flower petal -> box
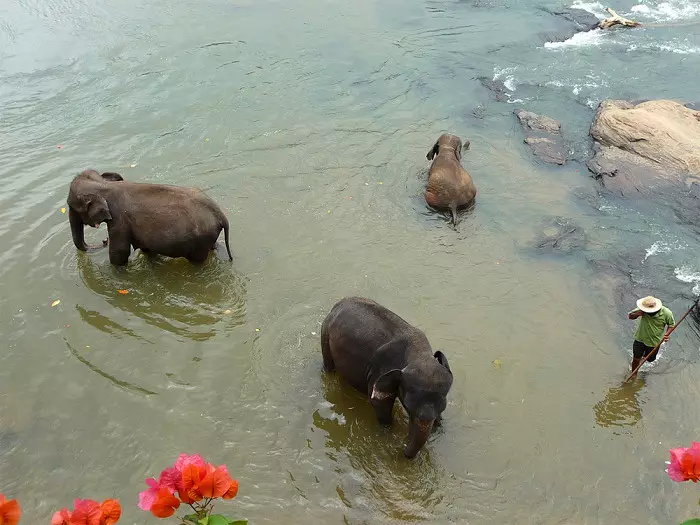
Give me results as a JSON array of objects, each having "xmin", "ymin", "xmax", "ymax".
[
  {"xmin": 138, "ymin": 486, "xmax": 159, "ymax": 511},
  {"xmin": 180, "ymin": 463, "xmax": 205, "ymax": 503},
  {"xmin": 100, "ymin": 498, "xmax": 121, "ymax": 525},
  {"xmin": 222, "ymin": 479, "xmax": 239, "ymax": 500},
  {"xmin": 71, "ymin": 499, "xmax": 102, "ymax": 525},
  {"xmin": 158, "ymin": 467, "xmax": 181, "ymax": 493},
  {"xmin": 0, "ymin": 497, "xmax": 21, "ymax": 525},
  {"xmin": 174, "ymin": 454, "xmax": 205, "ymax": 472},
  {"xmin": 151, "ymin": 488, "xmax": 180, "ymax": 518},
  {"xmin": 51, "ymin": 508, "xmax": 72, "ymax": 525},
  {"xmin": 197, "ymin": 466, "xmax": 232, "ymax": 498}
]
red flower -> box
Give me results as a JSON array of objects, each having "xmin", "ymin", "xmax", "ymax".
[
  {"xmin": 150, "ymin": 488, "xmax": 180, "ymax": 519},
  {"xmin": 99, "ymin": 499, "xmax": 121, "ymax": 525},
  {"xmin": 181, "ymin": 463, "xmax": 238, "ymax": 503},
  {"xmin": 0, "ymin": 494, "xmax": 21, "ymax": 525},
  {"xmin": 51, "ymin": 499, "xmax": 120, "ymax": 525},
  {"xmin": 668, "ymin": 442, "xmax": 700, "ymax": 483},
  {"xmin": 69, "ymin": 499, "xmax": 102, "ymax": 525}
]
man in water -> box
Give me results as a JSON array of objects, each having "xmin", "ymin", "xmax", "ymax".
[{"xmin": 628, "ymin": 295, "xmax": 675, "ymax": 378}]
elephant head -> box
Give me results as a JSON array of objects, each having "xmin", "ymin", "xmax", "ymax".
[
  {"xmin": 66, "ymin": 170, "xmax": 124, "ymax": 251},
  {"xmin": 426, "ymin": 134, "xmax": 470, "ymax": 161},
  {"xmin": 371, "ymin": 350, "xmax": 453, "ymax": 458}
]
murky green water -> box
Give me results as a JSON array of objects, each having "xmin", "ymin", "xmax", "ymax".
[{"xmin": 1, "ymin": 0, "xmax": 700, "ymax": 523}]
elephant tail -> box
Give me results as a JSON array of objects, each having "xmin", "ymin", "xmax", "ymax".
[
  {"xmin": 223, "ymin": 218, "xmax": 233, "ymax": 261},
  {"xmin": 450, "ymin": 203, "xmax": 458, "ymax": 227}
]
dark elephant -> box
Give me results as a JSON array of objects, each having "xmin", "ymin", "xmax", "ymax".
[
  {"xmin": 425, "ymin": 133, "xmax": 477, "ymax": 226},
  {"xmin": 67, "ymin": 169, "xmax": 232, "ymax": 266},
  {"xmin": 321, "ymin": 296, "xmax": 453, "ymax": 458}
]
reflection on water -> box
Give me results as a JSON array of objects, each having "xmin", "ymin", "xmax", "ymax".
[
  {"xmin": 593, "ymin": 379, "xmax": 644, "ymax": 429},
  {"xmin": 315, "ymin": 374, "xmax": 444, "ymax": 522},
  {"xmin": 63, "ymin": 338, "xmax": 157, "ymax": 396},
  {"xmin": 75, "ymin": 249, "xmax": 247, "ymax": 341}
]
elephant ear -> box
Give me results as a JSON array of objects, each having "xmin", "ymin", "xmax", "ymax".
[
  {"xmin": 434, "ymin": 351, "xmax": 451, "ymax": 373},
  {"xmin": 426, "ymin": 140, "xmax": 439, "ymax": 161},
  {"xmin": 370, "ymin": 369, "xmax": 402, "ymax": 401},
  {"xmin": 86, "ymin": 195, "xmax": 112, "ymax": 225},
  {"xmin": 101, "ymin": 172, "xmax": 124, "ymax": 182}
]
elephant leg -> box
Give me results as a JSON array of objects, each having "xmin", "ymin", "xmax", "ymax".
[
  {"xmin": 371, "ymin": 397, "xmax": 396, "ymax": 426},
  {"xmin": 320, "ymin": 317, "xmax": 335, "ymax": 372},
  {"xmin": 108, "ymin": 238, "xmax": 131, "ymax": 266},
  {"xmin": 187, "ymin": 246, "xmax": 211, "ymax": 264}
]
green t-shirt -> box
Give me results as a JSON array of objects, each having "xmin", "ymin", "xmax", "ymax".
[{"xmin": 629, "ymin": 306, "xmax": 675, "ymax": 347}]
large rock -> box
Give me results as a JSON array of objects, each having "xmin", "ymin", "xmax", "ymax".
[
  {"xmin": 588, "ymin": 100, "xmax": 700, "ymax": 196},
  {"xmin": 515, "ymin": 109, "xmax": 568, "ymax": 165}
]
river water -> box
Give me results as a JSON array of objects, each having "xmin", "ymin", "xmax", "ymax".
[{"xmin": 1, "ymin": 0, "xmax": 700, "ymax": 523}]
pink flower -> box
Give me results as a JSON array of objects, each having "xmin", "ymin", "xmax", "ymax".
[
  {"xmin": 668, "ymin": 442, "xmax": 700, "ymax": 483},
  {"xmin": 138, "ymin": 478, "xmax": 161, "ymax": 511}
]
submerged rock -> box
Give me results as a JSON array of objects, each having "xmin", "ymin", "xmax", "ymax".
[
  {"xmin": 538, "ymin": 7, "xmax": 600, "ymax": 43},
  {"xmin": 478, "ymin": 77, "xmax": 512, "ymax": 102},
  {"xmin": 587, "ymin": 99, "xmax": 700, "ymax": 196},
  {"xmin": 530, "ymin": 216, "xmax": 586, "ymax": 254},
  {"xmin": 514, "ymin": 109, "xmax": 568, "ymax": 165}
]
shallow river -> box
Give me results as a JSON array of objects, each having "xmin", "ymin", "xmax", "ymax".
[{"xmin": 1, "ymin": 0, "xmax": 700, "ymax": 523}]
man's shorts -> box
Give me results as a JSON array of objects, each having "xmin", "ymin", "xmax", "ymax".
[{"xmin": 633, "ymin": 340, "xmax": 658, "ymax": 362}]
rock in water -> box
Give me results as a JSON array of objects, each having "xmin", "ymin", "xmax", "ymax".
[
  {"xmin": 514, "ymin": 109, "xmax": 568, "ymax": 165},
  {"xmin": 588, "ymin": 100, "xmax": 700, "ymax": 195}
]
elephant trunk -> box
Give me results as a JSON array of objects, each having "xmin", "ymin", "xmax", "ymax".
[
  {"xmin": 404, "ymin": 417, "xmax": 434, "ymax": 459},
  {"xmin": 69, "ymin": 207, "xmax": 88, "ymax": 251}
]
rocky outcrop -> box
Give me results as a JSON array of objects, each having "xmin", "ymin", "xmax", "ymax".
[
  {"xmin": 587, "ymin": 99, "xmax": 700, "ymax": 196},
  {"xmin": 514, "ymin": 109, "xmax": 568, "ymax": 165},
  {"xmin": 539, "ymin": 7, "xmax": 600, "ymax": 44}
]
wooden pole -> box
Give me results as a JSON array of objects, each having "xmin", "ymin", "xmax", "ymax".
[{"xmin": 624, "ymin": 299, "xmax": 699, "ymax": 383}]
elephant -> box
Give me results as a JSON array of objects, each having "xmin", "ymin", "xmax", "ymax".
[
  {"xmin": 425, "ymin": 133, "xmax": 477, "ymax": 226},
  {"xmin": 321, "ymin": 296, "xmax": 453, "ymax": 458},
  {"xmin": 66, "ymin": 169, "xmax": 233, "ymax": 266}
]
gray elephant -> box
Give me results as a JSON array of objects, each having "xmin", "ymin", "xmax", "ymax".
[
  {"xmin": 321, "ymin": 296, "xmax": 453, "ymax": 458},
  {"xmin": 67, "ymin": 169, "xmax": 232, "ymax": 266},
  {"xmin": 425, "ymin": 133, "xmax": 477, "ymax": 226}
]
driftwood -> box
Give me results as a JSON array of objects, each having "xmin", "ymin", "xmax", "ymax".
[{"xmin": 598, "ymin": 7, "xmax": 641, "ymax": 29}]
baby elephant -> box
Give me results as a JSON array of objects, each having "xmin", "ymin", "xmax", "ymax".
[
  {"xmin": 67, "ymin": 169, "xmax": 232, "ymax": 266},
  {"xmin": 321, "ymin": 297, "xmax": 453, "ymax": 458},
  {"xmin": 425, "ymin": 133, "xmax": 477, "ymax": 226}
]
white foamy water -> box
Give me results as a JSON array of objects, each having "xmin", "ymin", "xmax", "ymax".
[
  {"xmin": 544, "ymin": 29, "xmax": 606, "ymax": 49},
  {"xmin": 493, "ymin": 66, "xmax": 518, "ymax": 91},
  {"xmin": 571, "ymin": 1, "xmax": 608, "ymax": 18},
  {"xmin": 674, "ymin": 267, "xmax": 700, "ymax": 295},
  {"xmin": 630, "ymin": 0, "xmax": 700, "ymax": 21},
  {"xmin": 644, "ymin": 240, "xmax": 688, "ymax": 260},
  {"xmin": 629, "ymin": 40, "xmax": 700, "ymax": 54}
]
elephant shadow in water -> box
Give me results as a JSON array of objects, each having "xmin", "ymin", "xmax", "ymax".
[
  {"xmin": 312, "ymin": 373, "xmax": 446, "ymax": 522},
  {"xmin": 75, "ymin": 250, "xmax": 247, "ymax": 342}
]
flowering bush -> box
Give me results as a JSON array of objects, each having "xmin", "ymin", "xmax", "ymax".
[
  {"xmin": 51, "ymin": 499, "xmax": 121, "ymax": 525},
  {"xmin": 0, "ymin": 493, "xmax": 21, "ymax": 525},
  {"xmin": 0, "ymin": 454, "xmax": 244, "ymax": 524},
  {"xmin": 668, "ymin": 442, "xmax": 700, "ymax": 525},
  {"xmin": 139, "ymin": 454, "xmax": 245, "ymax": 525}
]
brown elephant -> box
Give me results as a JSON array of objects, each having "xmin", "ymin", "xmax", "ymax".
[
  {"xmin": 67, "ymin": 169, "xmax": 232, "ymax": 266},
  {"xmin": 425, "ymin": 133, "xmax": 477, "ymax": 225},
  {"xmin": 321, "ymin": 297, "xmax": 453, "ymax": 458}
]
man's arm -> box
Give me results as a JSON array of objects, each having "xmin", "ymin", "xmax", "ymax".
[{"xmin": 628, "ymin": 309, "xmax": 644, "ymax": 320}]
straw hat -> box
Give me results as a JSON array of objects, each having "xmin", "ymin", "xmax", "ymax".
[{"xmin": 637, "ymin": 296, "xmax": 662, "ymax": 313}]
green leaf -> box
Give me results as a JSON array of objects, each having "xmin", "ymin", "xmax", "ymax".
[
  {"xmin": 679, "ymin": 519, "xmax": 700, "ymax": 525},
  {"xmin": 198, "ymin": 517, "xmax": 209, "ymax": 525},
  {"xmin": 183, "ymin": 516, "xmax": 201, "ymax": 525},
  {"xmin": 228, "ymin": 521, "xmax": 248, "ymax": 525},
  {"xmin": 207, "ymin": 515, "xmax": 230, "ymax": 525}
]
